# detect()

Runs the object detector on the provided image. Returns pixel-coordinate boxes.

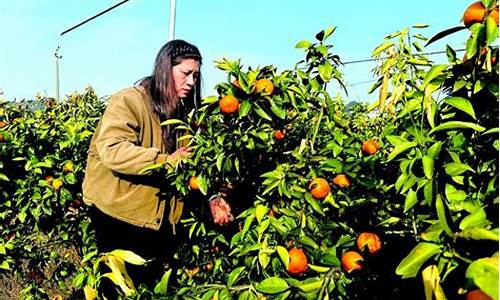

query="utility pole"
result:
[169,0,176,41]
[54,47,62,101]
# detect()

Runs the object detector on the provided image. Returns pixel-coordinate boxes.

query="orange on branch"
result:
[219,95,239,114]
[356,232,382,254]
[188,176,200,190]
[333,174,351,188]
[308,177,330,200]
[466,289,492,300]
[287,248,308,275]
[463,1,487,27]
[341,251,364,273]
[255,79,274,95]
[361,139,380,155]
[273,130,285,140]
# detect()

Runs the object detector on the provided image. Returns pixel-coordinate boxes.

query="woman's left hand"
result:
[209,196,234,225]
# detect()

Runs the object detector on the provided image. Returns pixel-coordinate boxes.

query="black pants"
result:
[88,206,178,296]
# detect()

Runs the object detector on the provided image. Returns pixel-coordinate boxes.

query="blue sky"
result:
[1,1,472,103]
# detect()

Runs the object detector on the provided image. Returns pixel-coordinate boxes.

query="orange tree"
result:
[127,27,403,300]
[369,0,498,298]
[0,88,104,298]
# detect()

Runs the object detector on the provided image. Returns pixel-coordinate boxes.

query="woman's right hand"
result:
[166,146,192,167]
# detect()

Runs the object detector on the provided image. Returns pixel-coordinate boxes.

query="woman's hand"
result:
[209,196,234,225]
[166,146,192,167]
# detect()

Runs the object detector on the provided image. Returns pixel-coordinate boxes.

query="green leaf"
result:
[386,135,409,146]
[256,204,268,224]
[443,97,476,119]
[109,249,147,265]
[154,269,172,295]
[387,141,418,161]
[444,162,474,176]
[456,228,499,241]
[486,15,499,45]
[318,61,333,82]
[238,100,251,118]
[308,265,330,273]
[445,184,467,203]
[423,64,447,87]
[436,194,453,235]
[466,257,499,300]
[253,103,273,121]
[256,277,289,294]
[297,278,324,292]
[459,208,489,230]
[422,156,434,179]
[227,266,245,287]
[372,41,394,57]
[295,40,312,49]
[430,121,485,134]
[160,119,185,126]
[426,141,443,159]
[404,189,418,213]
[276,246,289,270]
[323,26,336,40]
[396,242,441,279]
[304,193,325,216]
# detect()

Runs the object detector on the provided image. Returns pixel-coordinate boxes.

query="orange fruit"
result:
[466,289,492,300]
[255,79,274,95]
[188,176,200,190]
[333,174,351,188]
[341,251,364,273]
[0,133,4,142]
[490,6,499,24]
[63,161,74,173]
[52,178,63,192]
[0,121,7,128]
[357,232,382,254]
[219,95,239,114]
[361,139,379,155]
[288,248,308,275]
[273,130,285,140]
[308,177,330,200]
[463,1,487,27]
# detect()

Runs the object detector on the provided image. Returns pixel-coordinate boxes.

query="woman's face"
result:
[172,58,200,98]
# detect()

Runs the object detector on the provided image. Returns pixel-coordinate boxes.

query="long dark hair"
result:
[138,39,202,151]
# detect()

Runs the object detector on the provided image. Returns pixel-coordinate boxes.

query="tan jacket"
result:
[82,86,172,230]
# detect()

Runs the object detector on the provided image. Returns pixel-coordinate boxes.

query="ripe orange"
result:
[466,289,492,300]
[341,251,364,273]
[463,1,487,27]
[308,177,330,200]
[63,161,74,173]
[288,248,308,275]
[333,174,351,188]
[255,79,274,95]
[188,176,200,190]
[52,178,63,192]
[219,95,239,114]
[356,232,382,254]
[273,130,285,140]
[0,121,7,128]
[361,139,380,155]
[0,133,4,142]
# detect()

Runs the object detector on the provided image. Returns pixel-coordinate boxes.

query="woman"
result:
[82,39,233,292]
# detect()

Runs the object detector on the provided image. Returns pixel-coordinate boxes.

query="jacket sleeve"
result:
[95,90,165,175]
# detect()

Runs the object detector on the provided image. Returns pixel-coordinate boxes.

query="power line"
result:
[60,0,131,36]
